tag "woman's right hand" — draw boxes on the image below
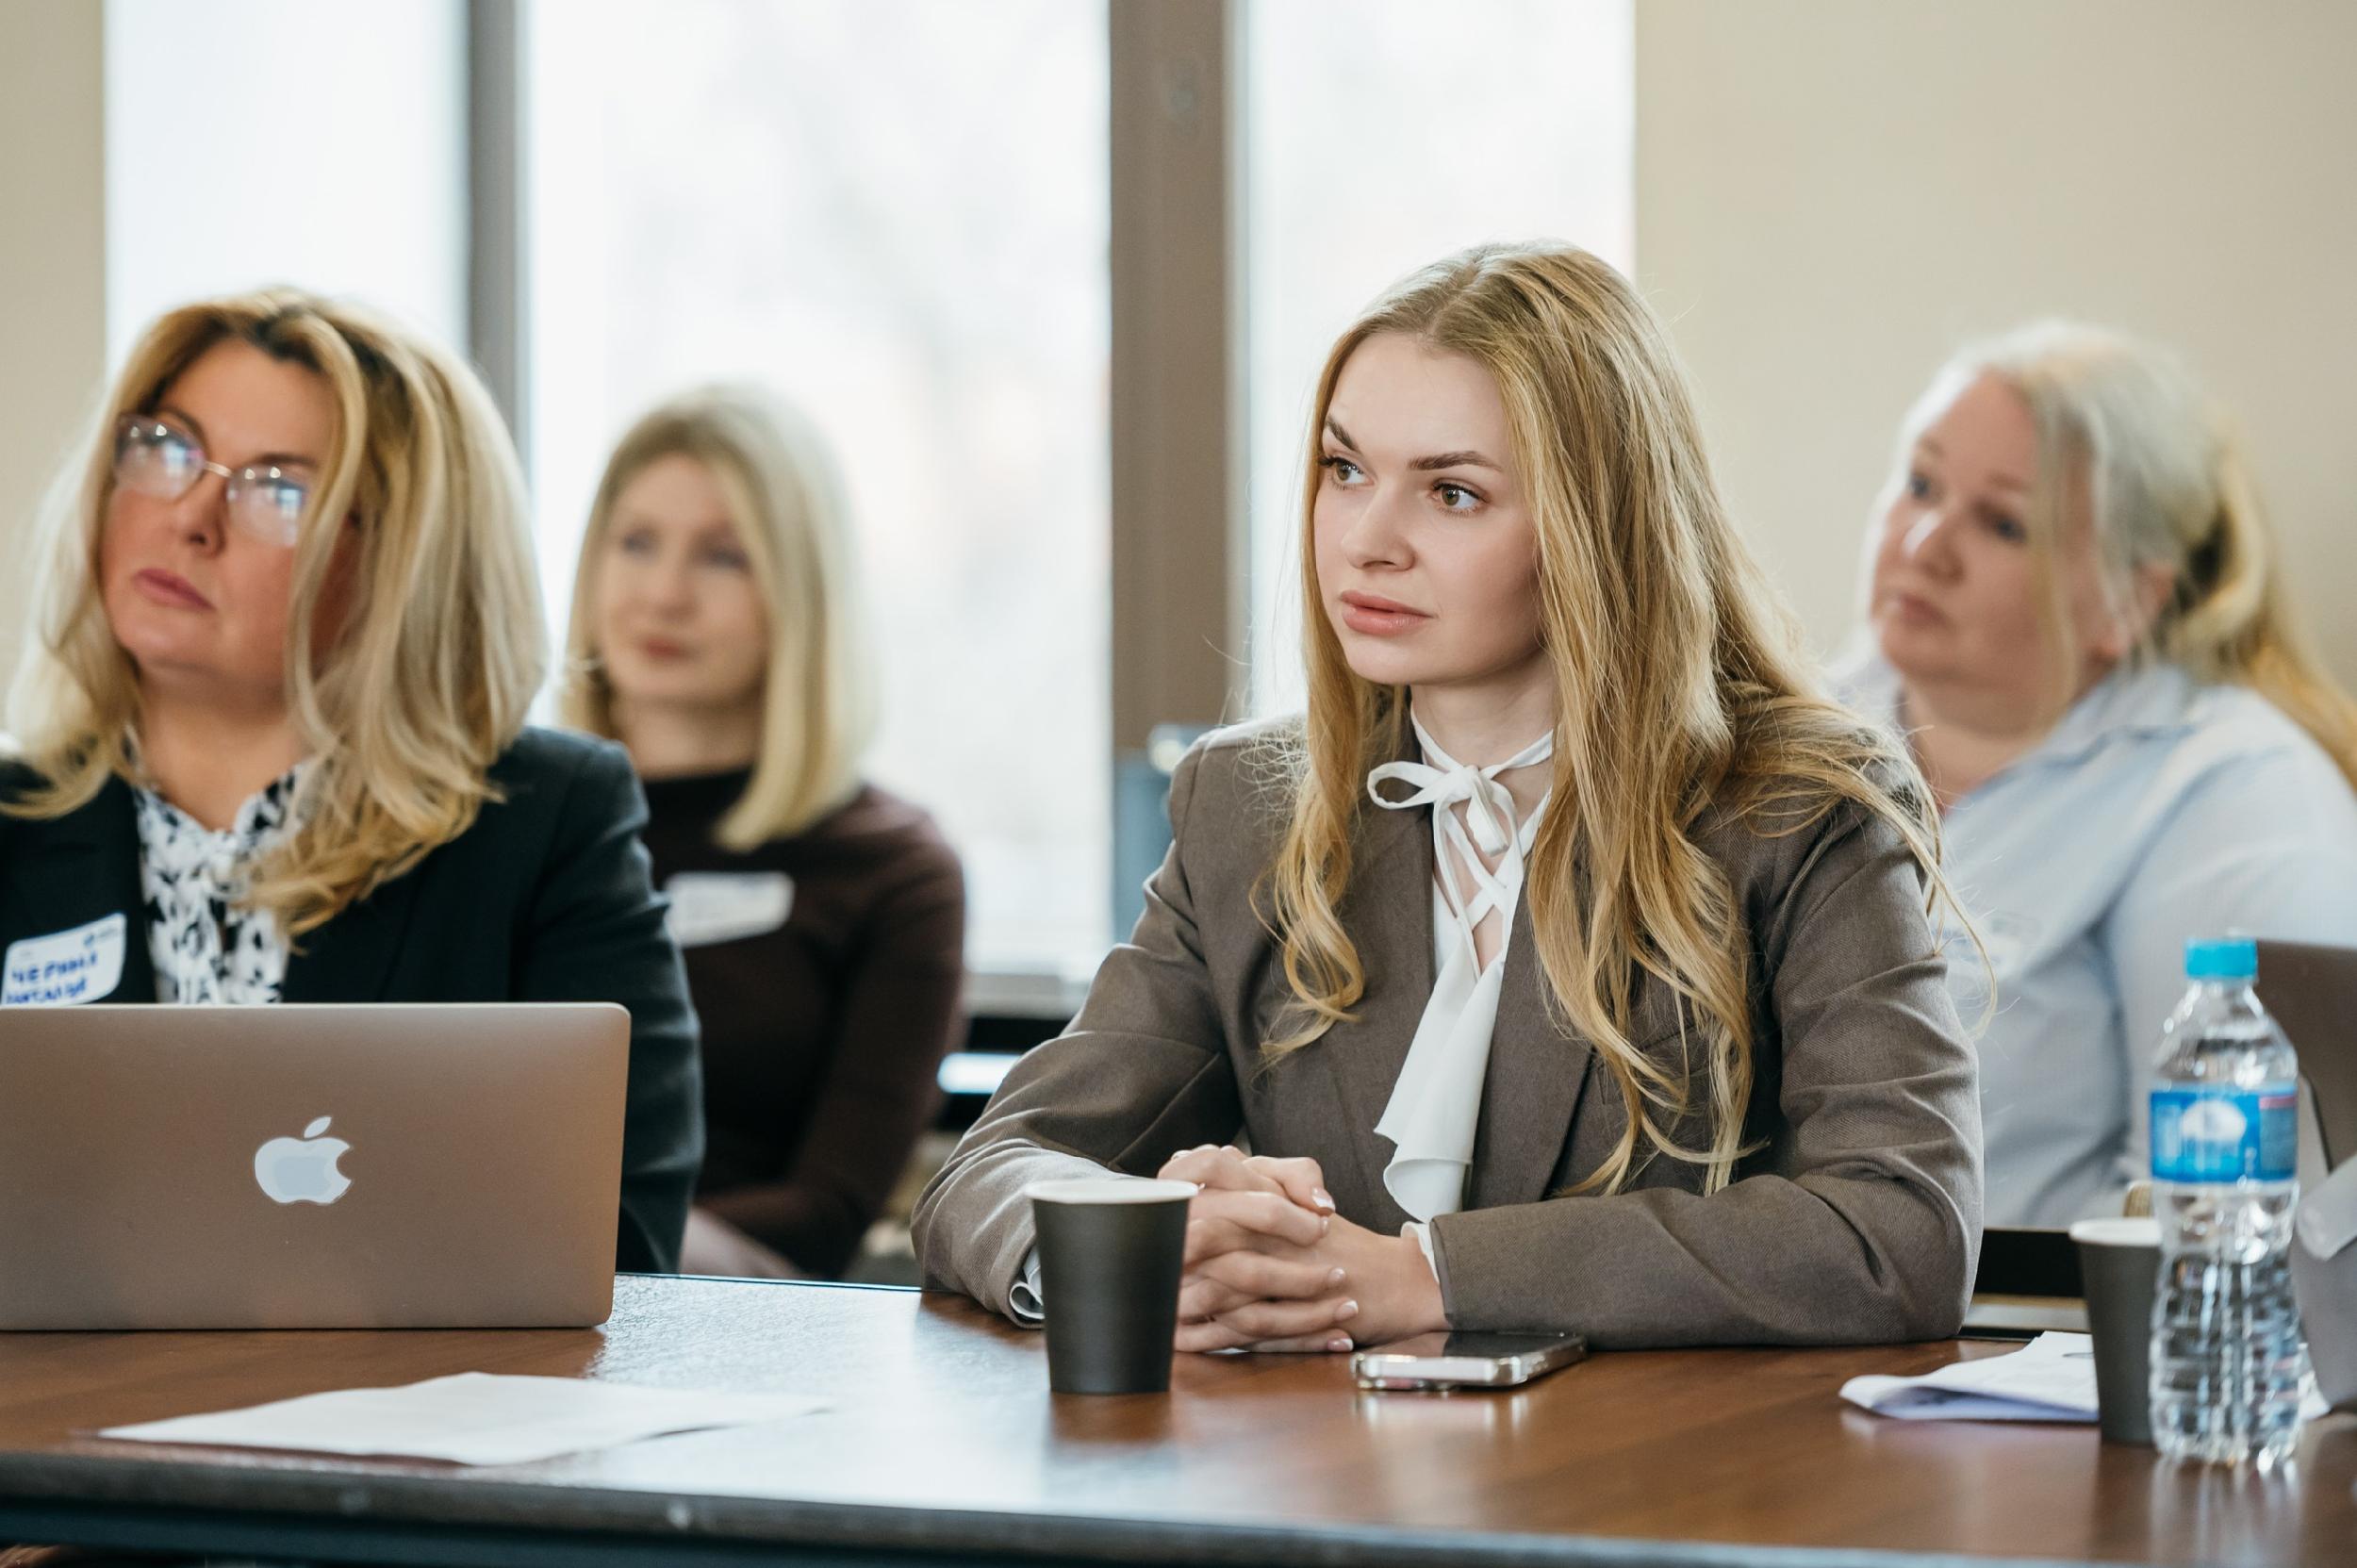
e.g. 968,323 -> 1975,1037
1157,1146 -> 1359,1351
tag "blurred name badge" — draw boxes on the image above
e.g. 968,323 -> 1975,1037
3,913 -> 126,1006
664,872 -> 794,949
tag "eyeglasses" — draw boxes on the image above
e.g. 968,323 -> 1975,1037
110,414 -> 318,549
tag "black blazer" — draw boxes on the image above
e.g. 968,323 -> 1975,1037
0,728 -> 705,1273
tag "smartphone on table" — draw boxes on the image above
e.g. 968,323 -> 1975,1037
1351,1330 -> 1587,1391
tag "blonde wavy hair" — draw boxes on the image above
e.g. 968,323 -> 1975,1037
4,288 -> 546,937
561,385 -> 875,849
1259,242 -> 1952,1197
1911,322 -> 2357,789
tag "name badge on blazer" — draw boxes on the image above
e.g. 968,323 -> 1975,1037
664,872 -> 794,950
3,913 -> 127,1006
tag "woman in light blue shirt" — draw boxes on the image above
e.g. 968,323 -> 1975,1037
1837,322 -> 2357,1226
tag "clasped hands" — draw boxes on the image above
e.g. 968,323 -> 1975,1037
1155,1144 -> 1446,1353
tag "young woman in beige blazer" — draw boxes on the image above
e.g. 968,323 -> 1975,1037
915,243 -> 1985,1352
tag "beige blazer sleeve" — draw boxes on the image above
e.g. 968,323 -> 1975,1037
910,737 -> 1244,1319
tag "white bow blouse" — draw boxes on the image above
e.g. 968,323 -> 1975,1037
1366,715 -> 1553,1223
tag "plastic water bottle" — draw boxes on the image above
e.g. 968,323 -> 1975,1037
2147,937 -> 2304,1468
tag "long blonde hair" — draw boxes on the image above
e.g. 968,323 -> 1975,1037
1260,243 -> 1949,1197
561,385 -> 875,849
1922,322 -> 2357,789
5,288 -> 546,936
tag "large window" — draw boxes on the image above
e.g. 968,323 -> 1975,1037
1241,0 -> 1634,717
526,0 -> 1111,975
515,0 -> 1630,976
106,0 -> 467,365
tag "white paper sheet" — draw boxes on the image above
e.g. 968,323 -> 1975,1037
1842,1331 -> 2333,1426
1842,1331 -> 2101,1422
99,1371 -> 829,1466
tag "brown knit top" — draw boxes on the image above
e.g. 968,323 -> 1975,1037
638,768 -> 966,1277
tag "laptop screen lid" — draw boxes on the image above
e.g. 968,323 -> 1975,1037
0,1002 -> 628,1330
2255,940 -> 2357,1174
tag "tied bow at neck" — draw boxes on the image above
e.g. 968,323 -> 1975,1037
1367,722 -> 1555,862
1361,716 -> 1555,1221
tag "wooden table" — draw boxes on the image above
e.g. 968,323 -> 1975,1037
0,1277 -> 2348,1567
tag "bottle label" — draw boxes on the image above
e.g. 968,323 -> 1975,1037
2150,1084 -> 2298,1183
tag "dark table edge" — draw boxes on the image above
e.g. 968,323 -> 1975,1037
0,1464 -> 2117,1568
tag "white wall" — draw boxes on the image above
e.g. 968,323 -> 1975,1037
1635,0 -> 2357,679
0,3 -> 107,715
104,0 -> 468,363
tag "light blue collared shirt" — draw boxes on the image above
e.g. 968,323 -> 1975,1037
1836,652 -> 2357,1226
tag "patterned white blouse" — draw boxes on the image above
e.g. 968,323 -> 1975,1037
132,766 -> 306,1005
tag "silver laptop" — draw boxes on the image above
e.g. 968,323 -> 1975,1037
0,1003 -> 629,1330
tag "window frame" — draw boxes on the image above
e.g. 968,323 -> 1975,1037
469,0 -> 1250,978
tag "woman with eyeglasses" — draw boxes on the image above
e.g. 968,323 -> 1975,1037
0,289 -> 703,1273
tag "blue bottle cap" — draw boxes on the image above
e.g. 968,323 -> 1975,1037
2184,937 -> 2258,981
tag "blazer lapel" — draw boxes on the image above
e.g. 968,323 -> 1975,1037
1464,896 -> 1598,1210
1312,792 -> 1434,1230
278,862 -> 426,1003
0,777 -> 157,1005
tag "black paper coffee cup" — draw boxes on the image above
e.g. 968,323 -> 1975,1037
2070,1217 -> 2162,1445
1030,1176 -> 1195,1395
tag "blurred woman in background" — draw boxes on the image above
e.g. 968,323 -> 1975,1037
1838,322 -> 2357,1225
566,386 -> 964,1279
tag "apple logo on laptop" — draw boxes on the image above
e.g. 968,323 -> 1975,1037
254,1116 -> 353,1205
